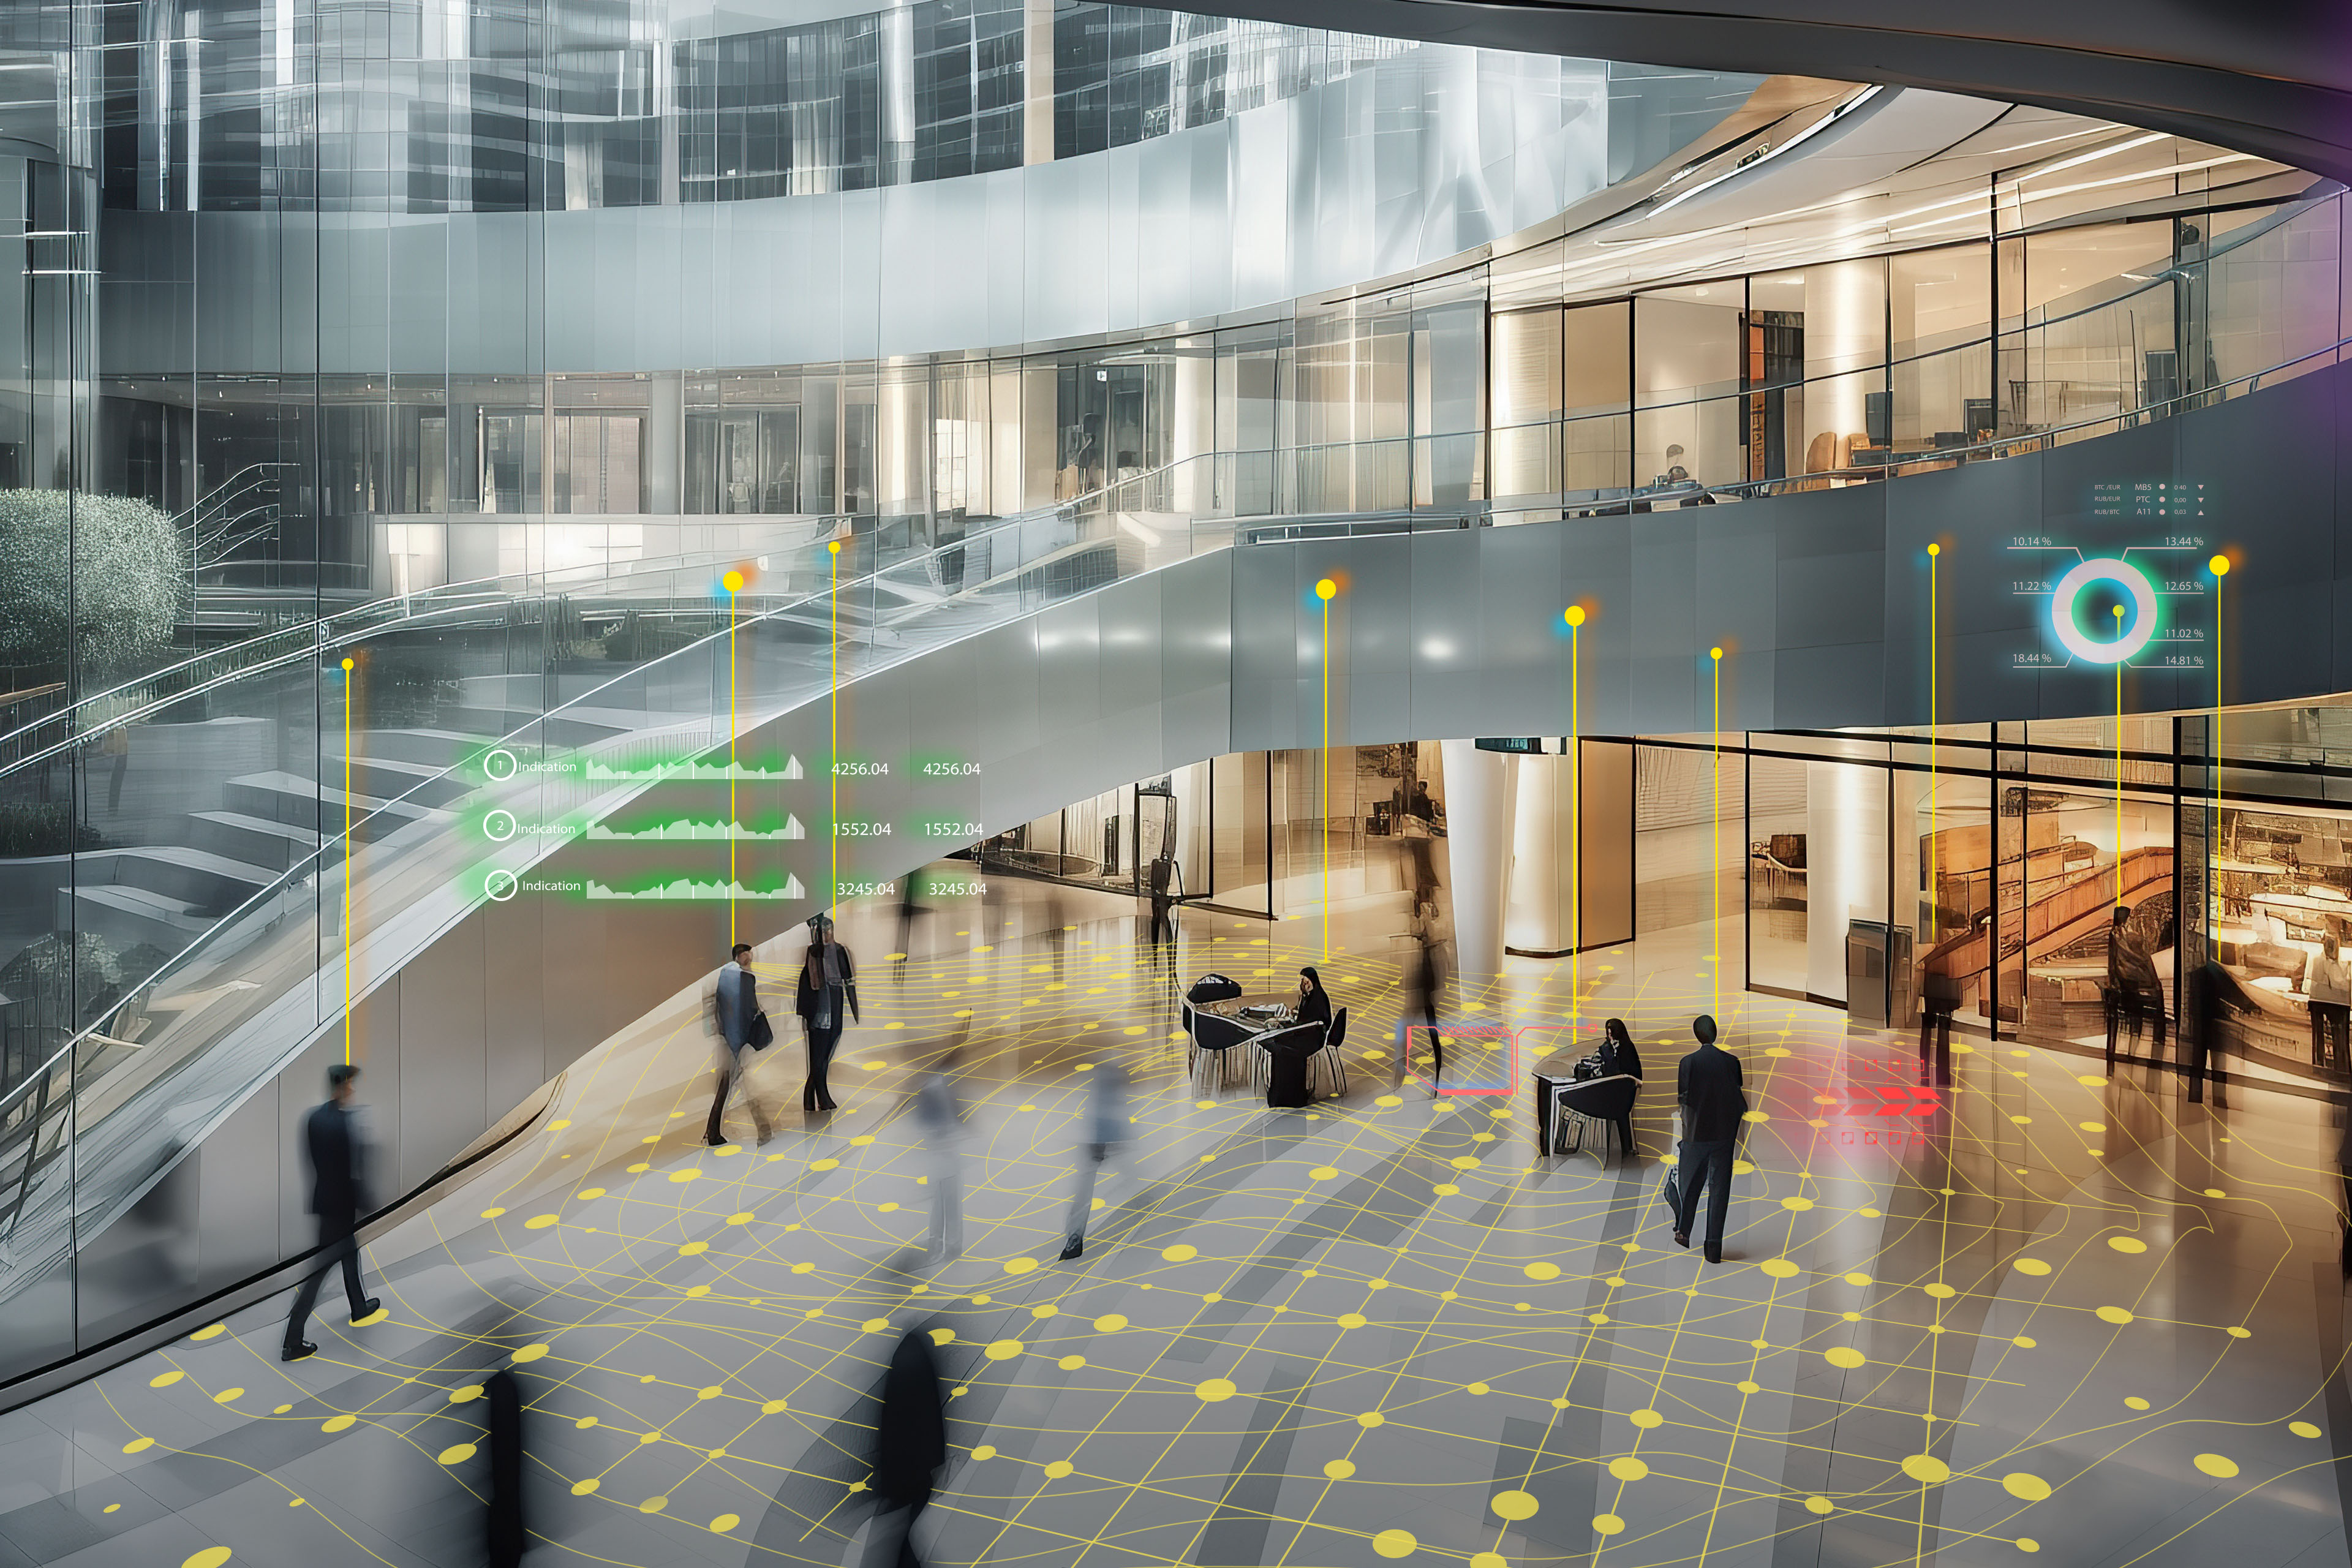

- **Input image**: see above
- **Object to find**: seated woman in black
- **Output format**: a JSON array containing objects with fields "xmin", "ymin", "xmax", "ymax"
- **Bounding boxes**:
[
  {"xmin": 1295, "ymin": 967, "xmax": 1333, "ymax": 1033},
  {"xmin": 1599, "ymin": 1017, "xmax": 1643, "ymax": 1080}
]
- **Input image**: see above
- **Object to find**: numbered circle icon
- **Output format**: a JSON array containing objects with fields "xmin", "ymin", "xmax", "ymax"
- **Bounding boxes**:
[
  {"xmin": 483, "ymin": 748, "xmax": 518, "ymax": 782},
  {"xmin": 2048, "ymin": 557, "xmax": 2157, "ymax": 665},
  {"xmin": 484, "ymin": 868, "xmax": 521, "ymax": 903},
  {"xmin": 483, "ymin": 809, "xmax": 517, "ymax": 842}
]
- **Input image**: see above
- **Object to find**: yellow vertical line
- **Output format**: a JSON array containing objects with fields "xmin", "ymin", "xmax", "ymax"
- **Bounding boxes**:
[
  {"xmin": 1321, "ymin": 595, "xmax": 1330, "ymax": 963},
  {"xmin": 1710, "ymin": 646, "xmax": 1722, "ymax": 1010},
  {"xmin": 341, "ymin": 656, "xmax": 353, "ymax": 1065},
  {"xmin": 728, "ymin": 586, "xmax": 738, "ymax": 943},
  {"xmin": 1565, "ymin": 605, "xmax": 1585, "ymax": 1029},
  {"xmin": 830, "ymin": 541, "xmax": 841, "ymax": 905},
  {"xmin": 2114, "ymin": 604, "xmax": 2125, "ymax": 905},
  {"xmin": 1928, "ymin": 545, "xmax": 1939, "ymax": 935}
]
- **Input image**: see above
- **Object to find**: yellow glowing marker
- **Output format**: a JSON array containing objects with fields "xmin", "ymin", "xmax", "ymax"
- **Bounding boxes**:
[
  {"xmin": 341, "ymin": 656, "xmax": 355, "ymax": 1065},
  {"xmin": 1316, "ymin": 579, "xmax": 1336, "ymax": 959}
]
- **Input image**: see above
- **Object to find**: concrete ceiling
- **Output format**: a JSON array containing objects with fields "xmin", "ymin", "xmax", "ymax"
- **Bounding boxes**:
[{"xmin": 1196, "ymin": 1, "xmax": 2352, "ymax": 183}]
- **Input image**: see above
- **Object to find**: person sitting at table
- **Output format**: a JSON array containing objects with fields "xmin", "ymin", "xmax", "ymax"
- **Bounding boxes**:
[
  {"xmin": 1295, "ymin": 967, "xmax": 1333, "ymax": 1033},
  {"xmin": 1599, "ymin": 1017, "xmax": 1643, "ymax": 1080}
]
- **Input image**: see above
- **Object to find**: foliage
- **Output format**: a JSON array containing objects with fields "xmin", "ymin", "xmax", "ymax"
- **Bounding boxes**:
[
  {"xmin": 0, "ymin": 800, "xmax": 104, "ymax": 857},
  {"xmin": 0, "ymin": 489, "xmax": 185, "ymax": 681}
]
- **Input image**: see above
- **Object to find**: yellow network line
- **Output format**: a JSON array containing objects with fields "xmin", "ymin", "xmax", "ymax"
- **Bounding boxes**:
[{"xmin": 1317, "ymin": 578, "xmax": 1335, "ymax": 960}]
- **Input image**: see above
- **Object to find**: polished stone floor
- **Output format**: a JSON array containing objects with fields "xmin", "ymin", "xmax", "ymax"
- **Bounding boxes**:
[{"xmin": 2, "ymin": 878, "xmax": 2349, "ymax": 1568}]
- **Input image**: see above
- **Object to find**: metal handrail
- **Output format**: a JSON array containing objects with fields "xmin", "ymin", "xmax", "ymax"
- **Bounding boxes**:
[{"xmin": 1550, "ymin": 333, "xmax": 2352, "ymax": 517}]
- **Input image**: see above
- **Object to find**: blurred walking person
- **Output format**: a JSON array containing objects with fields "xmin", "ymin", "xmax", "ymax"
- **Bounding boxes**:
[
  {"xmin": 282, "ymin": 1063, "xmax": 380, "ymax": 1361},
  {"xmin": 867, "ymin": 1329, "xmax": 948, "ymax": 1568},
  {"xmin": 912, "ymin": 1047, "xmax": 967, "ymax": 1260},
  {"xmin": 797, "ymin": 914, "xmax": 860, "ymax": 1112},
  {"xmin": 1058, "ymin": 1059, "xmax": 1131, "ymax": 1261},
  {"xmin": 707, "ymin": 942, "xmax": 775, "ymax": 1145},
  {"xmin": 895, "ymin": 867, "xmax": 930, "ymax": 964},
  {"xmin": 1401, "ymin": 899, "xmax": 1446, "ymax": 1091}
]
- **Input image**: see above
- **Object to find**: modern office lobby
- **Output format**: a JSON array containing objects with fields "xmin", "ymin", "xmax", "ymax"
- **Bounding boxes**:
[{"xmin": 6, "ymin": 2, "xmax": 2352, "ymax": 1566}]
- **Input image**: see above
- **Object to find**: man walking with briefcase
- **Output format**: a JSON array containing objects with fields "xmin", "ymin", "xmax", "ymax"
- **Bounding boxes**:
[{"xmin": 708, "ymin": 942, "xmax": 775, "ymax": 1145}]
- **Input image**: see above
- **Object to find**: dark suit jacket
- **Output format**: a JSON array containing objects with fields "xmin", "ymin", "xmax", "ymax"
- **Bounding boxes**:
[
  {"xmin": 305, "ymin": 1100, "xmax": 366, "ymax": 1225},
  {"xmin": 1676, "ymin": 1043, "xmax": 1747, "ymax": 1144},
  {"xmin": 714, "ymin": 964, "xmax": 758, "ymax": 1050}
]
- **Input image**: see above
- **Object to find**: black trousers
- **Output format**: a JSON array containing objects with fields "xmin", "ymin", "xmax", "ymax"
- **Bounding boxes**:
[
  {"xmin": 1148, "ymin": 894, "xmax": 1174, "ymax": 945},
  {"xmin": 1673, "ymin": 1139, "xmax": 1737, "ymax": 1262},
  {"xmin": 284, "ymin": 1216, "xmax": 366, "ymax": 1349},
  {"xmin": 805, "ymin": 1023, "xmax": 843, "ymax": 1109}
]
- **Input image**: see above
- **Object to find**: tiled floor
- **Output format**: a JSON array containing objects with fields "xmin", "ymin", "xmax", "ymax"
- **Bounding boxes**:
[{"xmin": 2, "ymin": 878, "xmax": 2348, "ymax": 1568}]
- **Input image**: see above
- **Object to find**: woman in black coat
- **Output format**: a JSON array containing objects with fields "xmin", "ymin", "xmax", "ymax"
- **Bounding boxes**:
[
  {"xmin": 1599, "ymin": 1017, "xmax": 1643, "ymax": 1080},
  {"xmin": 796, "ymin": 914, "xmax": 859, "ymax": 1112},
  {"xmin": 1294, "ymin": 966, "xmax": 1333, "ymax": 1033}
]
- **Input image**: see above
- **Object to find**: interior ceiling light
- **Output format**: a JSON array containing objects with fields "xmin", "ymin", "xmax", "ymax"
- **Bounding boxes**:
[{"xmin": 1640, "ymin": 87, "xmax": 1882, "ymax": 225}]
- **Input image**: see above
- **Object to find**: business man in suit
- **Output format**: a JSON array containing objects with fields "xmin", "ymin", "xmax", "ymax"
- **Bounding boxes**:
[
  {"xmin": 708, "ymin": 942, "xmax": 774, "ymax": 1145},
  {"xmin": 283, "ymin": 1063, "xmax": 382, "ymax": 1360},
  {"xmin": 1671, "ymin": 1014, "xmax": 1747, "ymax": 1264}
]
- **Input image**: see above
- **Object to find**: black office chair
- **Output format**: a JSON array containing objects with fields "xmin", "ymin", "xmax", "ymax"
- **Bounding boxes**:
[
  {"xmin": 1257, "ymin": 1021, "xmax": 1324, "ymax": 1108},
  {"xmin": 1191, "ymin": 1010, "xmax": 1254, "ymax": 1090},
  {"xmin": 1180, "ymin": 997, "xmax": 1197, "ymax": 1074},
  {"xmin": 1316, "ymin": 1008, "xmax": 1350, "ymax": 1099},
  {"xmin": 1551, "ymin": 1074, "xmax": 1639, "ymax": 1164}
]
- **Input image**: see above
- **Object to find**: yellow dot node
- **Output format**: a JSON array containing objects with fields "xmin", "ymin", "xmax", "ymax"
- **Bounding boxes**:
[
  {"xmin": 1161, "ymin": 1243, "xmax": 1198, "ymax": 1261},
  {"xmin": 1630, "ymin": 1409, "xmax": 1664, "ymax": 1428},
  {"xmin": 1373, "ymin": 1528, "xmax": 1417, "ymax": 1558},
  {"xmin": 437, "ymin": 1443, "xmax": 476, "ymax": 1465},
  {"xmin": 322, "ymin": 1415, "xmax": 356, "ymax": 1433},
  {"xmin": 1316, "ymin": 578, "xmax": 1336, "ymax": 599},
  {"xmin": 1095, "ymin": 1314, "xmax": 1128, "ymax": 1332},
  {"xmin": 571, "ymin": 1479, "xmax": 599, "ymax": 1496},
  {"xmin": 1044, "ymin": 1460, "xmax": 1075, "ymax": 1479},
  {"xmin": 1356, "ymin": 1410, "xmax": 1386, "ymax": 1428},
  {"xmin": 1781, "ymin": 1196, "xmax": 1815, "ymax": 1212},
  {"xmin": 2095, "ymin": 1306, "xmax": 2134, "ymax": 1325},
  {"xmin": 1804, "ymin": 1496, "xmax": 1834, "ymax": 1515},
  {"xmin": 1058, "ymin": 1355, "xmax": 1086, "ymax": 1371},
  {"xmin": 2125, "ymin": 1397, "xmax": 2150, "ymax": 1411},
  {"xmin": 2106, "ymin": 1236, "xmax": 2147, "ymax": 1254},
  {"xmin": 2210, "ymin": 555, "xmax": 2230, "ymax": 576},
  {"xmin": 984, "ymin": 1340, "xmax": 1024, "ymax": 1361},
  {"xmin": 1608, "ymin": 1457, "xmax": 1649, "ymax": 1482},
  {"xmin": 1760, "ymin": 1259, "xmax": 1800, "ymax": 1278},
  {"xmin": 1003, "ymin": 1257, "xmax": 1039, "ymax": 1276},
  {"xmin": 1593, "ymin": 1514, "xmax": 1626, "ymax": 1536},
  {"xmin": 2014, "ymin": 1259, "xmax": 2051, "ymax": 1276},
  {"xmin": 123, "ymin": 1437, "xmax": 154, "ymax": 1454},
  {"xmin": 1337, "ymin": 1313, "xmax": 1368, "ymax": 1329},
  {"xmin": 710, "ymin": 1514, "xmax": 742, "ymax": 1533},
  {"xmin": 1825, "ymin": 1348, "xmax": 1866, "ymax": 1370},
  {"xmin": 2291, "ymin": 1421, "xmax": 2323, "ymax": 1438},
  {"xmin": 1491, "ymin": 1489, "xmax": 1539, "ymax": 1520},
  {"xmin": 1196, "ymin": 1378, "xmax": 1238, "ymax": 1402},
  {"xmin": 183, "ymin": 1551, "xmax": 233, "ymax": 1568},
  {"xmin": 1901, "ymin": 1454, "xmax": 1951, "ymax": 1485},
  {"xmin": 1525, "ymin": 1262, "xmax": 1561, "ymax": 1281},
  {"xmin": 1324, "ymin": 1459, "xmax": 1355, "ymax": 1479},
  {"xmin": 2193, "ymin": 1453, "xmax": 2239, "ymax": 1478},
  {"xmin": 2002, "ymin": 1472, "xmax": 2051, "ymax": 1501},
  {"xmin": 149, "ymin": 1371, "xmax": 183, "ymax": 1389}
]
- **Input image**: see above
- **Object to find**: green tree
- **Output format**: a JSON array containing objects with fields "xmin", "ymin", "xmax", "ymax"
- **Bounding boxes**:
[{"xmin": 0, "ymin": 489, "xmax": 185, "ymax": 681}]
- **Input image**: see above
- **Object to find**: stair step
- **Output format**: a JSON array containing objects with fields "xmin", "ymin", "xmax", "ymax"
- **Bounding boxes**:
[
  {"xmin": 222, "ymin": 770, "xmax": 443, "ymax": 840},
  {"xmin": 186, "ymin": 810, "xmax": 318, "ymax": 872},
  {"xmin": 88, "ymin": 845, "xmax": 275, "ymax": 914},
  {"xmin": 349, "ymin": 726, "xmax": 489, "ymax": 769}
]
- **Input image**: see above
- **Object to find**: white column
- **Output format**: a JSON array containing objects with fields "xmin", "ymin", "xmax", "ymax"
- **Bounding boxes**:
[
  {"xmin": 1441, "ymin": 741, "xmax": 1517, "ymax": 986},
  {"xmin": 1504, "ymin": 753, "xmax": 1576, "ymax": 954},
  {"xmin": 1806, "ymin": 760, "xmax": 1887, "ymax": 1003}
]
